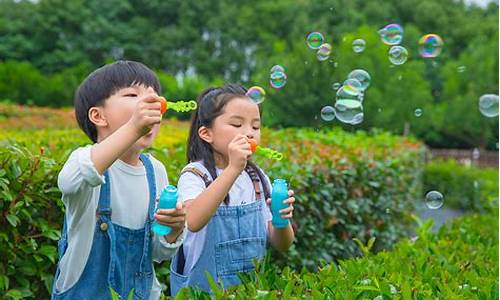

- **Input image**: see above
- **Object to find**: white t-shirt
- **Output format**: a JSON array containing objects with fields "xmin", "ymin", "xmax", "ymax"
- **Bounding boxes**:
[
  {"xmin": 177, "ymin": 161, "xmax": 273, "ymax": 275},
  {"xmin": 55, "ymin": 145, "xmax": 186, "ymax": 299}
]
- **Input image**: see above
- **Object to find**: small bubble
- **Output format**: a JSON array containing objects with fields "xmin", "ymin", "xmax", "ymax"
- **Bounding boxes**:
[
  {"xmin": 320, "ymin": 106, "xmax": 336, "ymax": 121},
  {"xmin": 457, "ymin": 66, "xmax": 466, "ymax": 73},
  {"xmin": 352, "ymin": 39, "xmax": 366, "ymax": 53},
  {"xmin": 425, "ymin": 191, "xmax": 444, "ymax": 209},
  {"xmin": 419, "ymin": 34, "xmax": 444, "ymax": 58},
  {"xmin": 332, "ymin": 82, "xmax": 341, "ymax": 90},
  {"xmin": 306, "ymin": 32, "xmax": 325, "ymax": 49},
  {"xmin": 414, "ymin": 108, "xmax": 423, "ymax": 117}
]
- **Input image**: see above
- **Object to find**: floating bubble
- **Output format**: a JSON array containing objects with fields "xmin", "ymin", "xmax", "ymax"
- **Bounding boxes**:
[
  {"xmin": 347, "ymin": 69, "xmax": 371, "ymax": 91},
  {"xmin": 378, "ymin": 23, "xmax": 404, "ymax": 45},
  {"xmin": 270, "ymin": 71, "xmax": 287, "ymax": 89},
  {"xmin": 343, "ymin": 78, "xmax": 363, "ymax": 95},
  {"xmin": 373, "ymin": 296, "xmax": 383, "ymax": 300},
  {"xmin": 350, "ymin": 112, "xmax": 364, "ymax": 125},
  {"xmin": 472, "ymin": 148, "xmax": 480, "ymax": 160},
  {"xmin": 414, "ymin": 108, "xmax": 422, "ymax": 117},
  {"xmin": 478, "ymin": 94, "xmax": 499, "ymax": 117},
  {"xmin": 425, "ymin": 191, "xmax": 444, "ymax": 209},
  {"xmin": 336, "ymin": 85, "xmax": 362, "ymax": 103},
  {"xmin": 332, "ymin": 82, "xmax": 341, "ymax": 90},
  {"xmin": 389, "ymin": 284, "xmax": 398, "ymax": 295},
  {"xmin": 316, "ymin": 43, "xmax": 332, "ymax": 61},
  {"xmin": 320, "ymin": 106, "xmax": 335, "ymax": 121},
  {"xmin": 245, "ymin": 86, "xmax": 266, "ymax": 104},
  {"xmin": 352, "ymin": 39, "xmax": 366, "ymax": 53},
  {"xmin": 306, "ymin": 32, "xmax": 325, "ymax": 49},
  {"xmin": 457, "ymin": 66, "xmax": 466, "ymax": 73},
  {"xmin": 334, "ymin": 99, "xmax": 364, "ymax": 124},
  {"xmin": 270, "ymin": 65, "xmax": 285, "ymax": 74},
  {"xmin": 388, "ymin": 45, "xmax": 408, "ymax": 65},
  {"xmin": 418, "ymin": 34, "xmax": 444, "ymax": 58}
]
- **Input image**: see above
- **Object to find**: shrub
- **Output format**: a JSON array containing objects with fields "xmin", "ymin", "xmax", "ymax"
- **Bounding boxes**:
[{"xmin": 423, "ymin": 159, "xmax": 499, "ymax": 211}]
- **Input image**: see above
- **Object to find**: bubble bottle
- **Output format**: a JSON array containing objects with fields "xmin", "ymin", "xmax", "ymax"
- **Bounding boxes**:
[
  {"xmin": 271, "ymin": 179, "xmax": 289, "ymax": 228},
  {"xmin": 152, "ymin": 185, "xmax": 178, "ymax": 235}
]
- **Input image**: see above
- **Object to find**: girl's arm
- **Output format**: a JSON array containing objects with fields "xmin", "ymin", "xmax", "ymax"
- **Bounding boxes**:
[{"xmin": 185, "ymin": 134, "xmax": 251, "ymax": 232}]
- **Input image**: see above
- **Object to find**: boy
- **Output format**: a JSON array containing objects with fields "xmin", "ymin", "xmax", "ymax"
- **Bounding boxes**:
[{"xmin": 51, "ymin": 60, "xmax": 185, "ymax": 300}]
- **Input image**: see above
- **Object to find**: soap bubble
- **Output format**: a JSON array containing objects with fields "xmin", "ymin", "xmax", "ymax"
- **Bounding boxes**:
[
  {"xmin": 388, "ymin": 45, "xmax": 408, "ymax": 65},
  {"xmin": 418, "ymin": 34, "xmax": 444, "ymax": 58},
  {"xmin": 270, "ymin": 65, "xmax": 285, "ymax": 74},
  {"xmin": 478, "ymin": 94, "xmax": 499, "ymax": 117},
  {"xmin": 414, "ymin": 108, "xmax": 423, "ymax": 117},
  {"xmin": 332, "ymin": 82, "xmax": 341, "ymax": 90},
  {"xmin": 334, "ymin": 99, "xmax": 364, "ymax": 124},
  {"xmin": 306, "ymin": 32, "xmax": 325, "ymax": 49},
  {"xmin": 352, "ymin": 39, "xmax": 366, "ymax": 53},
  {"xmin": 378, "ymin": 23, "xmax": 404, "ymax": 45},
  {"xmin": 347, "ymin": 69, "xmax": 371, "ymax": 91},
  {"xmin": 343, "ymin": 78, "xmax": 363, "ymax": 95},
  {"xmin": 320, "ymin": 106, "xmax": 336, "ymax": 121},
  {"xmin": 336, "ymin": 85, "xmax": 362, "ymax": 103},
  {"xmin": 457, "ymin": 66, "xmax": 466, "ymax": 73},
  {"xmin": 316, "ymin": 43, "xmax": 332, "ymax": 61},
  {"xmin": 425, "ymin": 191, "xmax": 444, "ymax": 209},
  {"xmin": 246, "ymin": 86, "xmax": 266, "ymax": 104},
  {"xmin": 270, "ymin": 71, "xmax": 287, "ymax": 89}
]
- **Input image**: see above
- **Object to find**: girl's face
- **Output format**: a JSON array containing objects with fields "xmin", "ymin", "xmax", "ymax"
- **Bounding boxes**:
[
  {"xmin": 98, "ymin": 84, "xmax": 161, "ymax": 149},
  {"xmin": 205, "ymin": 97, "xmax": 261, "ymax": 160}
]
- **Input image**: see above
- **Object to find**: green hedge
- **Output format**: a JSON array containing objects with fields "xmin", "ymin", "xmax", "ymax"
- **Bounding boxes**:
[
  {"xmin": 174, "ymin": 212, "xmax": 499, "ymax": 299},
  {"xmin": 423, "ymin": 159, "xmax": 499, "ymax": 211},
  {"xmin": 0, "ymin": 126, "xmax": 425, "ymax": 298}
]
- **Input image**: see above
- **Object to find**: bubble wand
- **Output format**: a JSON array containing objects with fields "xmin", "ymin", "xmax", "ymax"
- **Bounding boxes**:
[
  {"xmin": 248, "ymin": 138, "xmax": 283, "ymax": 161},
  {"xmin": 158, "ymin": 97, "xmax": 197, "ymax": 114}
]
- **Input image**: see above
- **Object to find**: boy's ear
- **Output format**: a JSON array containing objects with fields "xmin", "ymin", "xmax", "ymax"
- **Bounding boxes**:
[
  {"xmin": 88, "ymin": 106, "xmax": 108, "ymax": 128},
  {"xmin": 198, "ymin": 126, "xmax": 213, "ymax": 144}
]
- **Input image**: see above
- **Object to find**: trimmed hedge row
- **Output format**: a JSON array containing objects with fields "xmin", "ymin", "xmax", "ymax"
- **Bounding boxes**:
[{"xmin": 0, "ymin": 124, "xmax": 425, "ymax": 298}]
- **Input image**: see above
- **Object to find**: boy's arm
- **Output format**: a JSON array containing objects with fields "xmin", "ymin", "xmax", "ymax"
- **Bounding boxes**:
[{"xmin": 91, "ymin": 95, "xmax": 162, "ymax": 175}]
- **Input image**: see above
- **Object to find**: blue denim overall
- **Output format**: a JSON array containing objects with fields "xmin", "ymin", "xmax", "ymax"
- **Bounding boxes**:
[
  {"xmin": 170, "ymin": 165, "xmax": 268, "ymax": 296},
  {"xmin": 52, "ymin": 153, "xmax": 156, "ymax": 300}
]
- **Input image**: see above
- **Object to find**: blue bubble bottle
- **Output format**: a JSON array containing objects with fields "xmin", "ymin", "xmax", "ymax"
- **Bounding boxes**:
[
  {"xmin": 271, "ymin": 179, "xmax": 289, "ymax": 228},
  {"xmin": 152, "ymin": 185, "xmax": 178, "ymax": 235}
]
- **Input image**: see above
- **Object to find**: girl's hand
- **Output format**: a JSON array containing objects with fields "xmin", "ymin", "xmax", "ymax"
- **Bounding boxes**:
[
  {"xmin": 154, "ymin": 201, "xmax": 186, "ymax": 233},
  {"xmin": 227, "ymin": 134, "xmax": 252, "ymax": 172},
  {"xmin": 266, "ymin": 190, "xmax": 295, "ymax": 219}
]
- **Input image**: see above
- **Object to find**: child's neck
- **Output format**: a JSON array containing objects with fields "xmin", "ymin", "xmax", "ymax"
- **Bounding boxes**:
[
  {"xmin": 214, "ymin": 152, "xmax": 229, "ymax": 169},
  {"xmin": 119, "ymin": 148, "xmax": 142, "ymax": 166}
]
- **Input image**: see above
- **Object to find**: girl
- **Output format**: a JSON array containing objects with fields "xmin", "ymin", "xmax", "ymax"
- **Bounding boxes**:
[{"xmin": 169, "ymin": 84, "xmax": 295, "ymax": 296}]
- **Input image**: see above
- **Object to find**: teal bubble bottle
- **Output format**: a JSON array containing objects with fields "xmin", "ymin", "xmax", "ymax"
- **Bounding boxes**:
[
  {"xmin": 271, "ymin": 179, "xmax": 289, "ymax": 228},
  {"xmin": 152, "ymin": 185, "xmax": 178, "ymax": 235}
]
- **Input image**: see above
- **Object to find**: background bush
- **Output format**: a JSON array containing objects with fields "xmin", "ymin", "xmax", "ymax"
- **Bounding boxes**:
[{"xmin": 423, "ymin": 159, "xmax": 499, "ymax": 211}]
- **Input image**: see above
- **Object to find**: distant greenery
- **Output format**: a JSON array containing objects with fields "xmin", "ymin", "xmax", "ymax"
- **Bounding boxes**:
[
  {"xmin": 0, "ymin": 0, "xmax": 498, "ymax": 148},
  {"xmin": 423, "ymin": 159, "xmax": 499, "ymax": 211}
]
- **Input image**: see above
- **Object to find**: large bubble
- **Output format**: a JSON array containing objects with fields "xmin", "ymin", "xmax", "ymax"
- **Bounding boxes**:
[
  {"xmin": 246, "ymin": 86, "xmax": 266, "ymax": 104},
  {"xmin": 347, "ymin": 69, "xmax": 371, "ymax": 91},
  {"xmin": 388, "ymin": 45, "xmax": 408, "ymax": 65},
  {"xmin": 270, "ymin": 71, "xmax": 287, "ymax": 89},
  {"xmin": 418, "ymin": 34, "xmax": 444, "ymax": 58},
  {"xmin": 320, "ymin": 106, "xmax": 335, "ymax": 121},
  {"xmin": 306, "ymin": 32, "xmax": 325, "ymax": 49},
  {"xmin": 334, "ymin": 99, "xmax": 364, "ymax": 124},
  {"xmin": 316, "ymin": 43, "xmax": 332, "ymax": 61},
  {"xmin": 478, "ymin": 94, "xmax": 499, "ymax": 117},
  {"xmin": 352, "ymin": 39, "xmax": 366, "ymax": 53},
  {"xmin": 425, "ymin": 191, "xmax": 444, "ymax": 209},
  {"xmin": 378, "ymin": 24, "xmax": 403, "ymax": 45}
]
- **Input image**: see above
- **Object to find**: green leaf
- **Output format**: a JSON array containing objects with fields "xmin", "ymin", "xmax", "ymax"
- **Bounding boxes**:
[{"xmin": 6, "ymin": 214, "xmax": 19, "ymax": 227}]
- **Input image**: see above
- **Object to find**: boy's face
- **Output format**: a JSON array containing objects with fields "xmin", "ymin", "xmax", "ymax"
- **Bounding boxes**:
[{"xmin": 99, "ymin": 84, "xmax": 161, "ymax": 149}]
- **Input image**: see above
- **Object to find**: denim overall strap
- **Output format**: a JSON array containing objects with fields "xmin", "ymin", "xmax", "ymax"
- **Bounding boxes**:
[{"xmin": 137, "ymin": 153, "xmax": 157, "ymax": 274}]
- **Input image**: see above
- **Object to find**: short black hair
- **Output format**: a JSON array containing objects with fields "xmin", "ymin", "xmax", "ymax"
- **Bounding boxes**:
[{"xmin": 74, "ymin": 60, "xmax": 161, "ymax": 142}]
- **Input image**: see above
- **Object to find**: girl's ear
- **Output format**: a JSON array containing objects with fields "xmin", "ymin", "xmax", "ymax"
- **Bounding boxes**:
[
  {"xmin": 88, "ymin": 106, "xmax": 108, "ymax": 128},
  {"xmin": 198, "ymin": 126, "xmax": 213, "ymax": 144}
]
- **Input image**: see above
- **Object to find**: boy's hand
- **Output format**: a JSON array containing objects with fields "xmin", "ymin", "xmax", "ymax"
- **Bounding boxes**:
[
  {"xmin": 129, "ymin": 94, "xmax": 163, "ymax": 136},
  {"xmin": 154, "ymin": 201, "xmax": 186, "ymax": 243},
  {"xmin": 266, "ymin": 189, "xmax": 295, "ymax": 220},
  {"xmin": 227, "ymin": 134, "xmax": 252, "ymax": 172}
]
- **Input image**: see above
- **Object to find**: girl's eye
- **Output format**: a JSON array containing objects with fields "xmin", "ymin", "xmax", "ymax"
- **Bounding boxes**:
[
  {"xmin": 253, "ymin": 127, "xmax": 260, "ymax": 130},
  {"xmin": 231, "ymin": 124, "xmax": 242, "ymax": 128},
  {"xmin": 124, "ymin": 93, "xmax": 138, "ymax": 97}
]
